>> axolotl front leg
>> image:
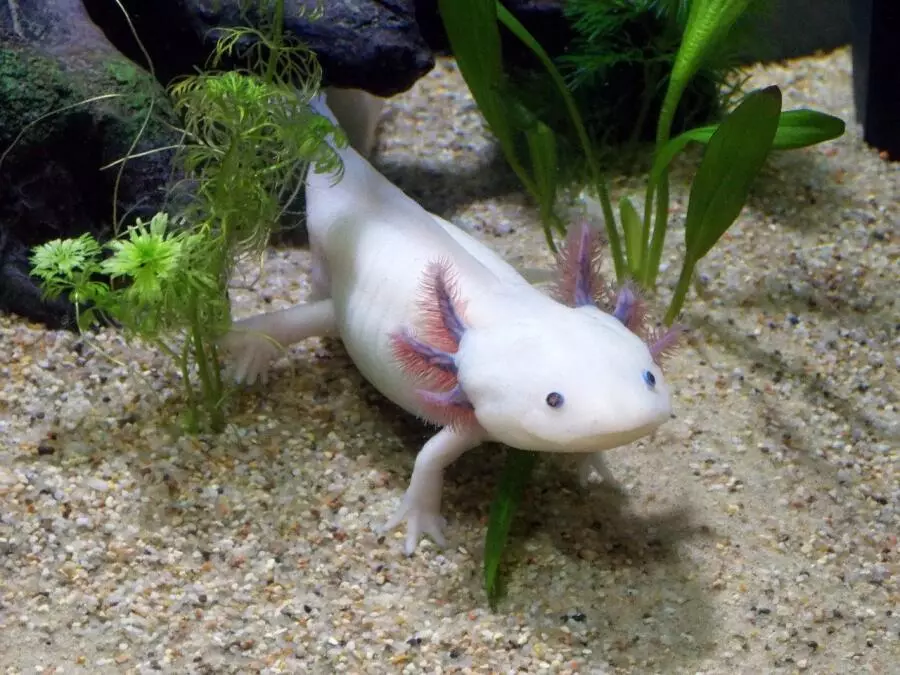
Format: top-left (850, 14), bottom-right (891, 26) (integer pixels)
top-left (379, 425), bottom-right (486, 555)
top-left (378, 260), bottom-right (490, 554)
top-left (222, 304), bottom-right (483, 555)
top-left (221, 254), bottom-right (484, 554)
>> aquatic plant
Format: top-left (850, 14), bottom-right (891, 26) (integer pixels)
top-left (506, 0), bottom-right (754, 173)
top-left (27, 0), bottom-right (345, 432)
top-left (438, 0), bottom-right (845, 607)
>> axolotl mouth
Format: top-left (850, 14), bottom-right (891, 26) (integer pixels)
top-left (513, 410), bottom-right (672, 454)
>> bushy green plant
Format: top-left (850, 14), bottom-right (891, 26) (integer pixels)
top-left (28, 0), bottom-right (345, 432)
top-left (507, 0), bottom-right (753, 174)
top-left (31, 214), bottom-right (231, 430)
top-left (440, 0), bottom-right (845, 607)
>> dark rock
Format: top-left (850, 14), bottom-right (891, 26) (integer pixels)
top-left (415, 0), bottom-right (573, 65)
top-left (0, 0), bottom-right (182, 328)
top-left (83, 0), bottom-right (435, 97)
top-left (0, 235), bottom-right (77, 329)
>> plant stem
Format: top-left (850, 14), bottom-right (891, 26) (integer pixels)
top-left (641, 174), bottom-right (657, 257)
top-left (588, 179), bottom-right (623, 281)
top-left (188, 292), bottom-right (224, 431)
top-left (664, 256), bottom-right (694, 325)
top-left (496, 4), bottom-right (624, 280)
top-left (264, 0), bottom-right (286, 84)
top-left (644, 177), bottom-right (670, 286)
top-left (640, 63), bottom-right (689, 288)
top-left (510, 162), bottom-right (542, 209)
top-left (152, 338), bottom-right (185, 364)
top-left (179, 334), bottom-right (200, 431)
top-left (209, 341), bottom-right (224, 407)
top-left (629, 62), bottom-right (658, 153)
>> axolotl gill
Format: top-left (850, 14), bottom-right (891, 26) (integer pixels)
top-left (221, 89), bottom-right (681, 555)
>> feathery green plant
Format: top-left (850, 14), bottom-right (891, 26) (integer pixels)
top-left (31, 214), bottom-right (227, 424)
top-left (509, 0), bottom-right (749, 171)
top-left (29, 0), bottom-right (345, 432)
top-left (439, 0), bottom-right (845, 607)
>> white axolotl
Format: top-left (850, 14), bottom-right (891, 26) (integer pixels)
top-left (221, 89), bottom-right (681, 555)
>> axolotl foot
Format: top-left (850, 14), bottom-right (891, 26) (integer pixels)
top-left (577, 451), bottom-right (625, 494)
top-left (378, 483), bottom-right (449, 556)
top-left (219, 300), bottom-right (337, 385)
top-left (377, 426), bottom-right (485, 556)
top-left (219, 326), bottom-right (282, 385)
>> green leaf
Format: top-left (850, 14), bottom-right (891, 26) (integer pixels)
top-left (148, 211), bottom-right (170, 237)
top-left (102, 218), bottom-right (184, 304)
top-left (30, 234), bottom-right (103, 282)
top-left (684, 85), bottom-right (782, 261)
top-left (652, 108), bottom-right (845, 184)
top-left (484, 449), bottom-right (538, 609)
top-left (764, 109), bottom-right (846, 150)
top-left (438, 0), bottom-right (510, 149)
top-left (524, 119), bottom-right (560, 230)
top-left (643, 0), bottom-right (758, 290)
top-left (664, 85), bottom-right (784, 324)
top-left (656, 0), bottom-right (755, 147)
top-left (619, 196), bottom-right (643, 275)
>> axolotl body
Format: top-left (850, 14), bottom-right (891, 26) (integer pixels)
top-left (222, 91), bottom-right (680, 554)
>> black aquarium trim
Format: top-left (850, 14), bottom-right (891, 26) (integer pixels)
top-left (851, 0), bottom-right (900, 160)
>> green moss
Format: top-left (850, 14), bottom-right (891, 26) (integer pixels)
top-left (103, 59), bottom-right (178, 139)
top-left (0, 45), bottom-right (177, 157)
top-left (0, 47), bottom-right (71, 147)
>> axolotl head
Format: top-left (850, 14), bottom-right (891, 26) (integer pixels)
top-left (455, 305), bottom-right (672, 452)
top-left (392, 224), bottom-right (680, 454)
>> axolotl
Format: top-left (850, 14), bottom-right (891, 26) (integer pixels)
top-left (221, 90), bottom-right (680, 555)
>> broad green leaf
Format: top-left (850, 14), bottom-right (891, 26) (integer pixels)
top-left (649, 108), bottom-right (845, 192)
top-left (504, 97), bottom-right (563, 245)
top-left (676, 0), bottom-right (755, 83)
top-left (438, 0), bottom-right (510, 149)
top-left (619, 196), bottom-right (643, 273)
top-left (646, 0), bottom-right (756, 291)
top-left (439, 0), bottom-right (548, 211)
top-left (761, 109), bottom-right (846, 150)
top-left (506, 99), bottom-right (557, 188)
top-left (484, 449), bottom-right (538, 608)
top-left (684, 85), bottom-right (782, 260)
top-left (656, 0), bottom-right (754, 146)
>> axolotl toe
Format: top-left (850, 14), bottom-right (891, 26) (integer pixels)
top-left (221, 90), bottom-right (681, 556)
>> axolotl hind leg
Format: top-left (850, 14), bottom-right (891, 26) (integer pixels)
top-left (220, 299), bottom-right (337, 384)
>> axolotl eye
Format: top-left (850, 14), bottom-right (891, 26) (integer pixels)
top-left (545, 392), bottom-right (565, 408)
top-left (642, 370), bottom-right (656, 388)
